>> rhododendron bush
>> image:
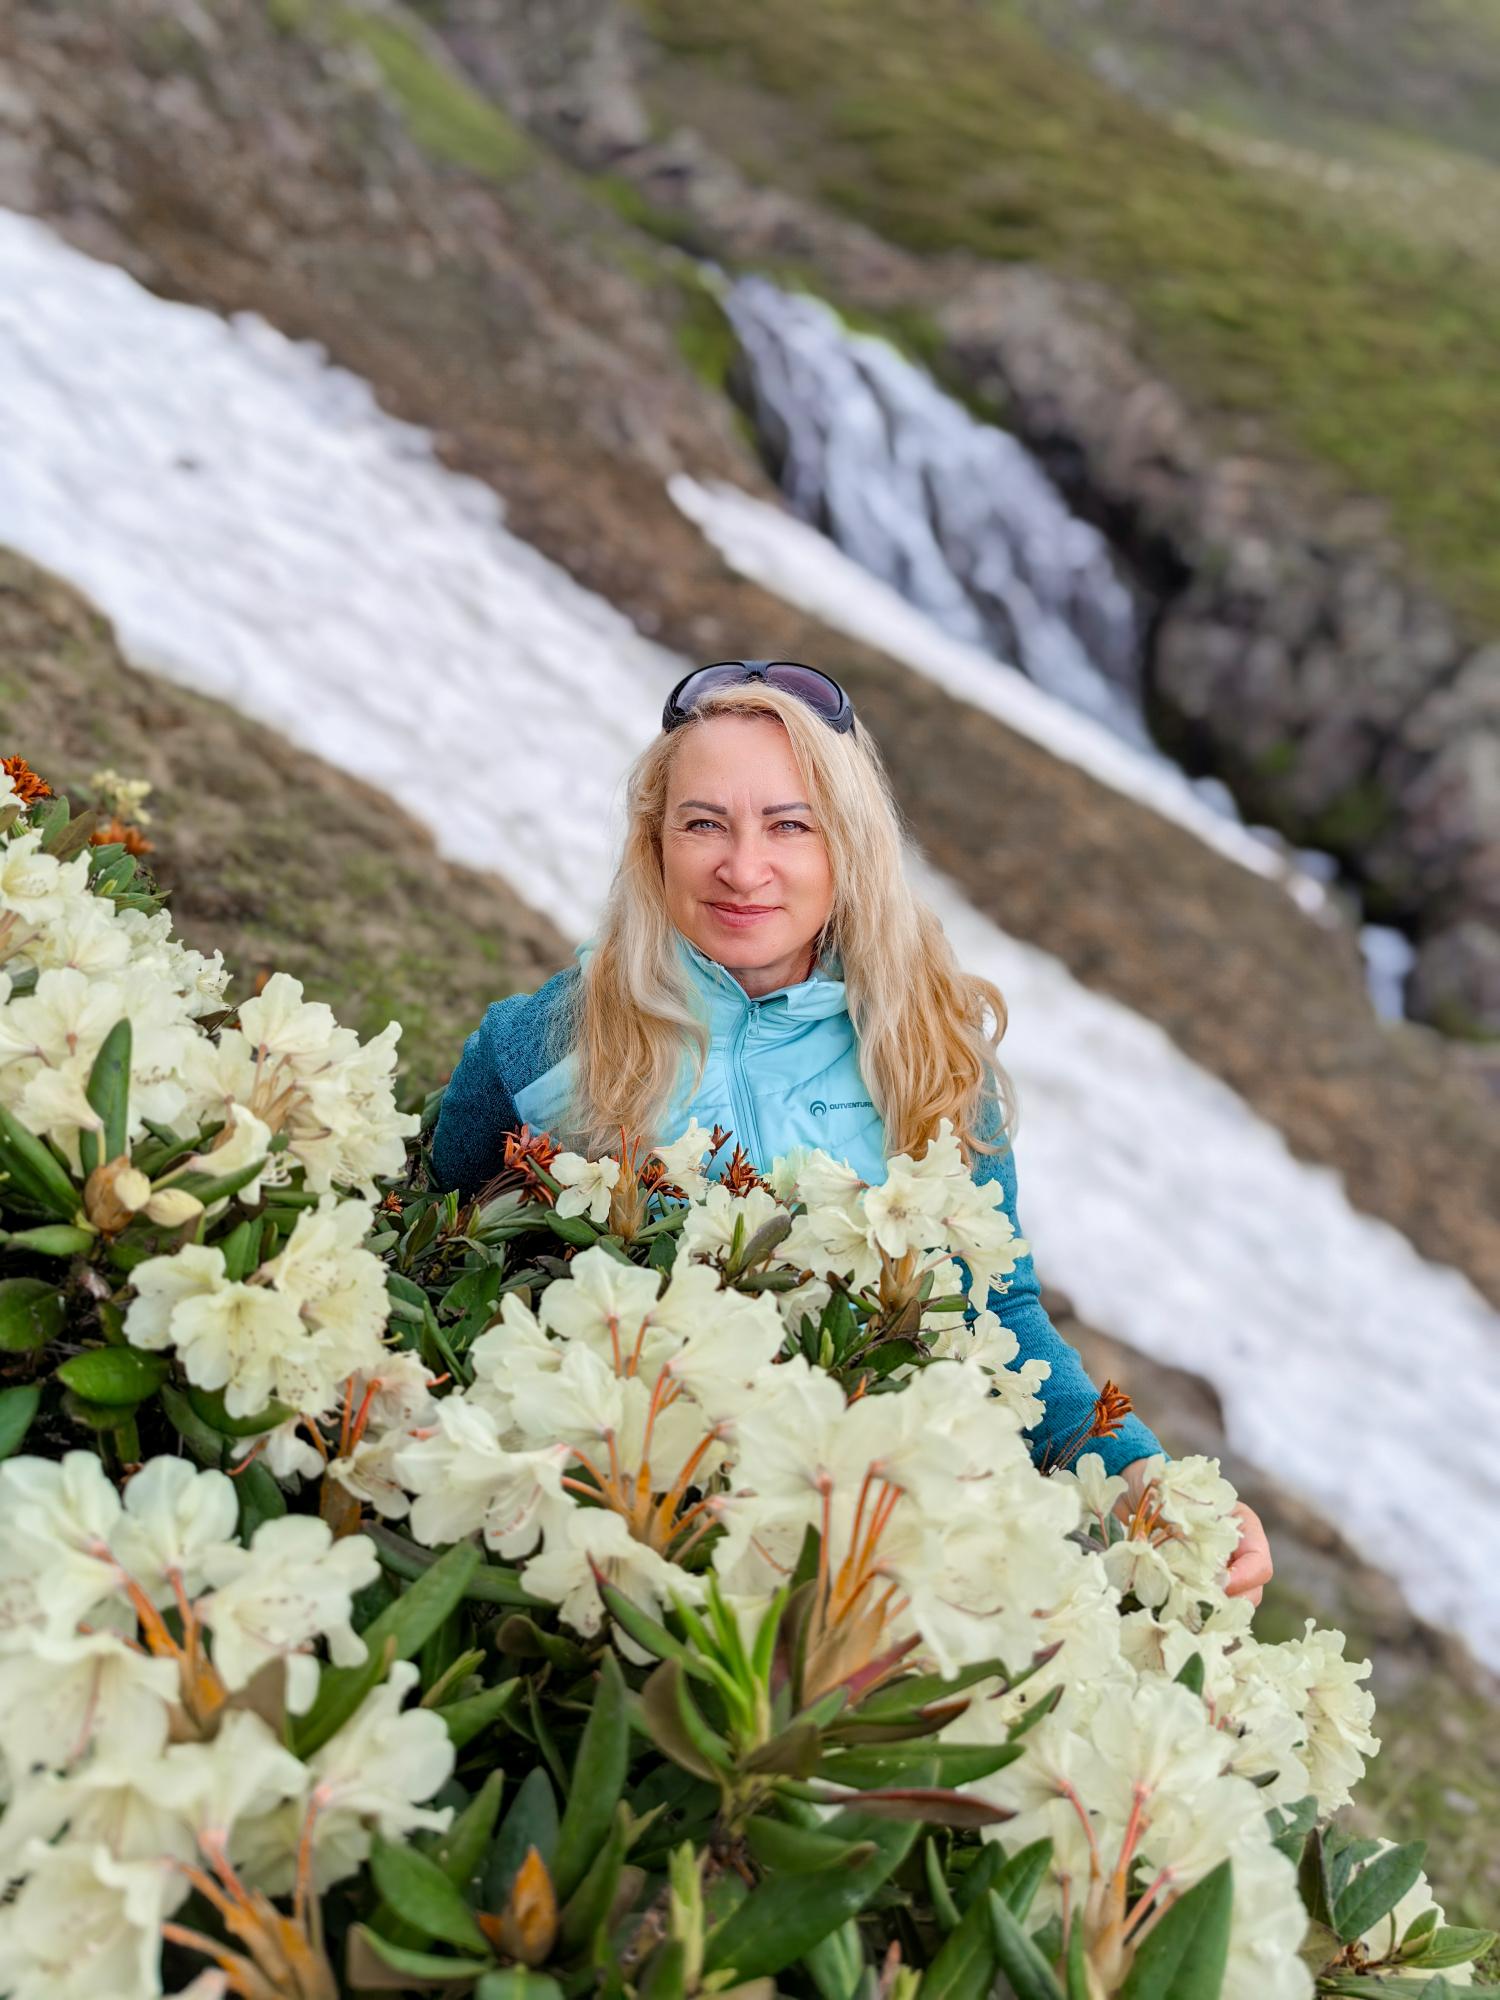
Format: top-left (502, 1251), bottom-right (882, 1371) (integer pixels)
top-left (0, 756), bottom-right (1493, 2000)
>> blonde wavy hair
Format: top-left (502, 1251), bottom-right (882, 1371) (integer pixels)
top-left (560, 680), bottom-right (1017, 1169)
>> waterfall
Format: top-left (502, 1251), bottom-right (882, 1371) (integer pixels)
top-left (721, 273), bottom-right (1149, 746)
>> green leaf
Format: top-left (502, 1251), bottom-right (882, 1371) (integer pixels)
top-left (438, 1678), bottom-right (523, 1751)
top-left (1065, 1902), bottom-right (1091, 2000)
top-left (923, 1879), bottom-right (1001, 2000)
top-left (1173, 1652), bottom-right (1205, 1696)
top-left (84, 1019), bottom-right (132, 1163)
top-left (294, 1542), bottom-right (480, 1755)
top-left (546, 1210), bottom-right (599, 1247)
top-left (639, 1657), bottom-right (732, 1781)
top-left (363, 1522), bottom-right (544, 1607)
top-left (984, 1891), bottom-right (1065, 2000)
top-left (559, 1800), bottom-right (630, 1956)
top-left (55, 1347), bottom-right (169, 1406)
top-left (819, 1741), bottom-right (1021, 1789)
top-left (158, 1153), bottom-right (272, 1210)
top-left (185, 1383), bottom-right (294, 1437)
top-left (234, 1458), bottom-right (287, 1539)
top-left (0, 1104), bottom-right (79, 1218)
top-left (1265, 1795), bottom-right (1318, 1866)
top-left (435, 1771), bottom-right (505, 1893)
top-left (742, 1815), bottom-right (876, 1875)
top-left (483, 1767), bottom-right (559, 1909)
top-left (475, 1976), bottom-right (565, 2000)
top-left (1119, 1859), bottom-right (1233, 1999)
top-left (370, 1835), bottom-right (491, 1953)
top-left (985, 1838), bottom-right (1053, 1921)
top-left (0, 1276), bottom-right (64, 1353)
top-left (702, 1798), bottom-right (929, 1979)
top-left (0, 1383), bottom-right (41, 1459)
top-left (849, 1656), bottom-right (1009, 1722)
top-left (345, 1923), bottom-right (492, 1991)
top-left (553, 1651), bottom-right (630, 1902)
top-left (1405, 1927), bottom-right (1498, 1971)
top-left (2, 1224), bottom-right (95, 1257)
top-left (160, 1383), bottom-right (226, 1468)
top-left (1333, 1843), bottom-right (1428, 1944)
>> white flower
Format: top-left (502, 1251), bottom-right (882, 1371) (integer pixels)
top-left (863, 1153), bottom-right (950, 1260)
top-left (111, 1458), bottom-right (239, 1607)
top-left (308, 1659), bottom-right (454, 1853)
top-left (651, 1118), bottom-right (716, 1199)
top-left (394, 1399), bottom-right (568, 1556)
top-left (679, 1182), bottom-right (785, 1264)
top-left (0, 1452), bottom-right (125, 1640)
top-left (0, 1840), bottom-right (182, 2000)
top-left (523, 1505), bottom-right (706, 1640)
top-left (198, 1514), bottom-right (379, 1714)
top-left (150, 1708), bottom-right (309, 1853)
top-left (0, 1630), bottom-right (177, 1776)
top-left (550, 1150), bottom-right (620, 1225)
top-left (1288, 1620), bottom-right (1380, 1811)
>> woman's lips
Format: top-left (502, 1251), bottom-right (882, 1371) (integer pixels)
top-left (708, 902), bottom-right (776, 927)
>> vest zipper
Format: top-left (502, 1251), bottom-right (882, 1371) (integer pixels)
top-left (728, 1001), bottom-right (768, 1170)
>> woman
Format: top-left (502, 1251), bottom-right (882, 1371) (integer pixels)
top-left (432, 659), bottom-right (1273, 1602)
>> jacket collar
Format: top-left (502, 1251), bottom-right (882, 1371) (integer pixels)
top-left (574, 930), bottom-right (850, 1030)
top-left (675, 930), bottom-right (849, 1027)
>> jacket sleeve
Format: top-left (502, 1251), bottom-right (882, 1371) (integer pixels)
top-left (430, 1001), bottom-right (523, 1202)
top-left (978, 1135), bottom-right (1165, 1476)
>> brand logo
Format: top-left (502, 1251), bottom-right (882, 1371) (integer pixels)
top-left (810, 1098), bottom-right (873, 1117)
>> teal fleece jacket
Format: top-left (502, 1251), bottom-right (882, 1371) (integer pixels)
top-left (431, 932), bottom-right (1163, 1476)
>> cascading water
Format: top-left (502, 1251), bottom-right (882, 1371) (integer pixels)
top-left (719, 270), bottom-right (1418, 1018)
top-left (721, 273), bottom-right (1149, 746)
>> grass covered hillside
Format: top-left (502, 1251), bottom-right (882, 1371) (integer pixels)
top-left (0, 553), bottom-right (568, 1090)
top-left (631, 0), bottom-right (1500, 631)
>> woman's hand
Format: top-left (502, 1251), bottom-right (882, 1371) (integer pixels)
top-left (1112, 1459), bottom-right (1274, 1606)
top-left (1225, 1501), bottom-right (1273, 1605)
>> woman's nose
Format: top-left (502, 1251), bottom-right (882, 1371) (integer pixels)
top-left (716, 832), bottom-right (775, 888)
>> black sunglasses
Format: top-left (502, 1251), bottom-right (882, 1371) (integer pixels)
top-left (660, 659), bottom-right (856, 735)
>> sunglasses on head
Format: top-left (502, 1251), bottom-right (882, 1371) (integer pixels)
top-left (660, 659), bottom-right (857, 735)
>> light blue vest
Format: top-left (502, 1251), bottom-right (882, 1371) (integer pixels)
top-left (514, 932), bottom-right (888, 1182)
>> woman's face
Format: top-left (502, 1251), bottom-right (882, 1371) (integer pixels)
top-left (661, 714), bottom-right (835, 997)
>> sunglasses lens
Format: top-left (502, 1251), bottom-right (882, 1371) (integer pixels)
top-left (765, 662), bottom-right (846, 720)
top-left (664, 660), bottom-right (852, 732)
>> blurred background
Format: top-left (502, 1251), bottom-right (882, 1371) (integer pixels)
top-left (1, 0), bottom-right (1498, 1919)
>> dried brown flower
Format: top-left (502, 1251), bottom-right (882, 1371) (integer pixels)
top-left (1, 755), bottom-right (51, 804)
top-left (91, 816), bottom-right (154, 856)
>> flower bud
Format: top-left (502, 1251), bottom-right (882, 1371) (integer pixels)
top-left (83, 1157), bottom-right (151, 1234)
top-left (144, 1186), bottom-right (206, 1229)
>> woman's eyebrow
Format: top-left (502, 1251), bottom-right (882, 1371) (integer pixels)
top-left (675, 799), bottom-right (813, 814)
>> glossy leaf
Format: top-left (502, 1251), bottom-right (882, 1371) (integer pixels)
top-left (1334, 1843), bottom-right (1428, 1945)
top-left (1119, 1859), bottom-right (1233, 1999)
top-left (553, 1650), bottom-right (629, 1902)
top-left (345, 1925), bottom-right (491, 1991)
top-left (84, 1019), bottom-right (131, 1163)
top-left (370, 1835), bottom-right (491, 1953)
top-left (703, 1800), bottom-right (928, 1979)
top-left (0, 1383), bottom-right (41, 1459)
top-left (986, 1891), bottom-right (1065, 2000)
top-left (55, 1347), bottom-right (168, 1406)
top-left (0, 1277), bottom-right (63, 1353)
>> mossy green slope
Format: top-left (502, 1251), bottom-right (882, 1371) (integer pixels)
top-left (632, 0), bottom-right (1500, 629)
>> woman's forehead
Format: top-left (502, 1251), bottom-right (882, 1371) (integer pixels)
top-left (665, 714), bottom-right (807, 802)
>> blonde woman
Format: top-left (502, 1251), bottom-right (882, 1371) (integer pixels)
top-left (432, 659), bottom-right (1273, 1600)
